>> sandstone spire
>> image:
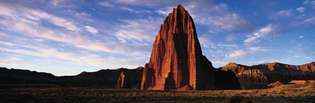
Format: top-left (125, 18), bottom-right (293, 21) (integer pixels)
top-left (116, 70), bottom-right (125, 89)
top-left (140, 5), bottom-right (215, 90)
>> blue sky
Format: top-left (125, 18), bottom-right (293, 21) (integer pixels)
top-left (0, 0), bottom-right (314, 76)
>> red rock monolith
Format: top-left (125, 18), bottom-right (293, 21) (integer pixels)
top-left (140, 5), bottom-right (215, 90)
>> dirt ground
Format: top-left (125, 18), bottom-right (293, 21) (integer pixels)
top-left (0, 80), bottom-right (314, 103)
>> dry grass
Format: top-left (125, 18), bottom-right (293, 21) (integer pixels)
top-left (0, 80), bottom-right (314, 103)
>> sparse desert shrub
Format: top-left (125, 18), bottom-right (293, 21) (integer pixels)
top-left (230, 96), bottom-right (243, 103)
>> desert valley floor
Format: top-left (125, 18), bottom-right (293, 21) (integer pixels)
top-left (1, 80), bottom-right (314, 103)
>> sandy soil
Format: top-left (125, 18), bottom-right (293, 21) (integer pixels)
top-left (0, 80), bottom-right (314, 103)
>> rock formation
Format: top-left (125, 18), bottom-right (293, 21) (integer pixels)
top-left (293, 62), bottom-right (315, 72)
top-left (58, 67), bottom-right (143, 88)
top-left (222, 62), bottom-right (315, 89)
top-left (0, 67), bottom-right (144, 89)
top-left (116, 70), bottom-right (125, 89)
top-left (0, 67), bottom-right (57, 85)
top-left (140, 5), bottom-right (215, 90)
top-left (213, 69), bottom-right (241, 89)
top-left (1, 61), bottom-right (313, 90)
top-left (1, 5), bottom-right (313, 91)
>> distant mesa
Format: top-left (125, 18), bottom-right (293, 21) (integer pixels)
top-left (221, 62), bottom-right (315, 89)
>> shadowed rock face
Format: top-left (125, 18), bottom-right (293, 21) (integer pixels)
top-left (214, 70), bottom-right (241, 89)
top-left (0, 67), bottom-right (143, 89)
top-left (222, 62), bottom-right (315, 89)
top-left (58, 67), bottom-right (143, 88)
top-left (0, 67), bottom-right (56, 85)
top-left (140, 5), bottom-right (215, 90)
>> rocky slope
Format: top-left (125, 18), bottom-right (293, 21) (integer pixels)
top-left (140, 5), bottom-right (215, 90)
top-left (222, 62), bottom-right (315, 89)
top-left (0, 67), bottom-right (57, 85)
top-left (0, 67), bottom-right (143, 89)
top-left (60, 67), bottom-right (143, 88)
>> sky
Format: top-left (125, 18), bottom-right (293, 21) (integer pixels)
top-left (0, 0), bottom-right (314, 76)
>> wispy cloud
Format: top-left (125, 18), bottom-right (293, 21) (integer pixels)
top-left (0, 4), bottom-right (15, 17)
top-left (0, 3), bottom-right (78, 31)
top-left (51, 0), bottom-right (64, 6)
top-left (0, 2), bottom-right (151, 71)
top-left (303, 17), bottom-right (315, 25)
top-left (0, 4), bottom-right (130, 54)
top-left (100, 0), bottom-right (250, 32)
top-left (0, 34), bottom-right (142, 71)
top-left (84, 26), bottom-right (99, 34)
top-left (304, 0), bottom-right (315, 9)
top-left (227, 47), bottom-right (269, 58)
top-left (275, 10), bottom-right (293, 17)
top-left (185, 1), bottom-right (250, 32)
top-left (98, 1), bottom-right (115, 8)
top-left (26, 7), bottom-right (79, 31)
top-left (109, 0), bottom-right (179, 7)
top-left (244, 24), bottom-right (274, 45)
top-left (296, 7), bottom-right (306, 13)
top-left (0, 46), bottom-right (135, 76)
top-left (114, 18), bottom-right (161, 43)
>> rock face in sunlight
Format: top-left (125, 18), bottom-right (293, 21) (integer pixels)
top-left (222, 63), bottom-right (269, 89)
top-left (140, 5), bottom-right (216, 90)
top-left (116, 70), bottom-right (125, 89)
top-left (298, 62), bottom-right (315, 72)
top-left (222, 62), bottom-right (315, 89)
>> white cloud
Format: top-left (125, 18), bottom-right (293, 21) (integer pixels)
top-left (1, 41), bottom-right (110, 67)
top-left (296, 7), bottom-right (306, 13)
top-left (111, 0), bottom-right (170, 6)
top-left (98, 1), bottom-right (115, 8)
top-left (304, 0), bottom-right (315, 8)
top-left (185, 1), bottom-right (250, 32)
top-left (198, 36), bottom-right (212, 48)
top-left (0, 4), bottom-right (79, 32)
top-left (303, 17), bottom-right (315, 24)
top-left (209, 13), bottom-right (249, 31)
top-left (0, 3), bottom-right (153, 71)
top-left (26, 9), bottom-right (79, 31)
top-left (85, 25), bottom-right (99, 34)
top-left (227, 47), bottom-right (268, 58)
top-left (156, 7), bottom-right (173, 16)
top-left (114, 18), bottom-right (161, 43)
top-left (51, 0), bottom-right (64, 6)
top-left (0, 4), bottom-right (129, 54)
top-left (244, 24), bottom-right (274, 45)
top-left (12, 20), bottom-right (120, 53)
top-left (103, 0), bottom-right (250, 32)
top-left (228, 49), bottom-right (247, 58)
top-left (0, 34), bottom-right (143, 72)
top-left (275, 10), bottom-right (293, 17)
top-left (0, 31), bottom-right (7, 37)
top-left (0, 4), bottom-right (15, 17)
top-left (199, 35), bottom-right (238, 49)
top-left (98, 1), bottom-right (153, 14)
